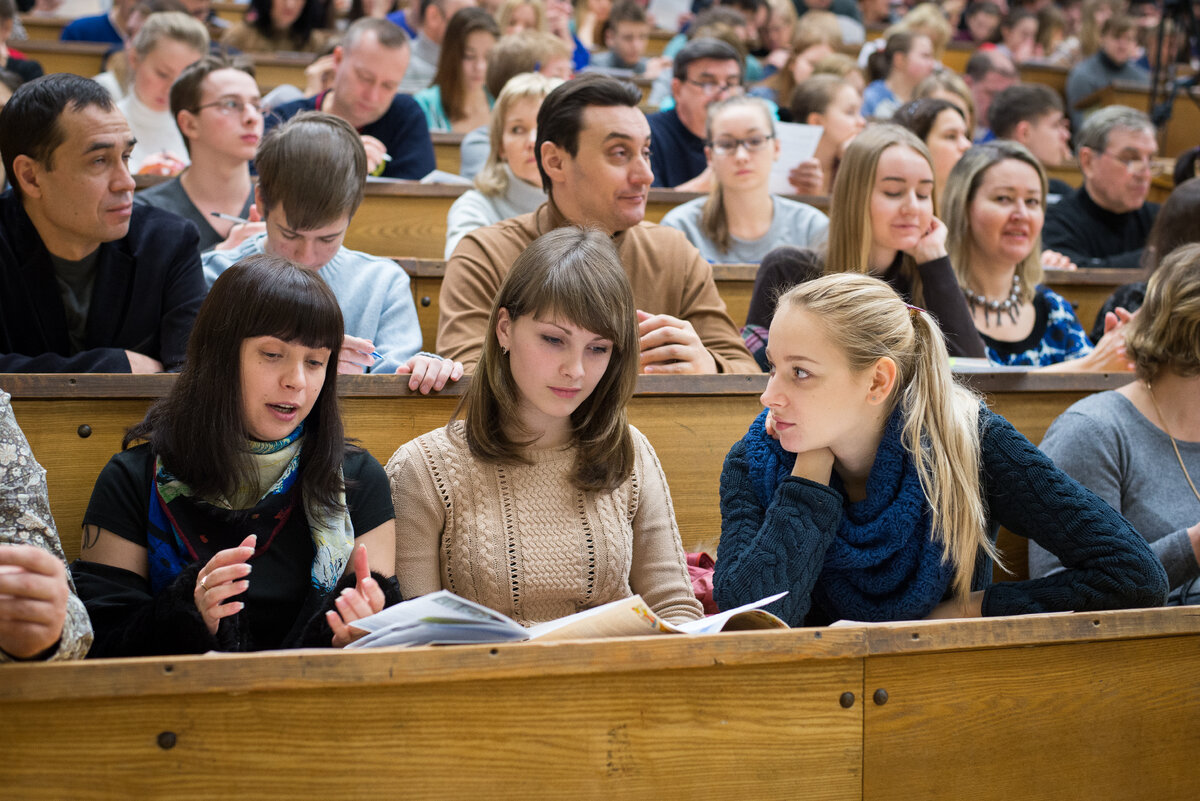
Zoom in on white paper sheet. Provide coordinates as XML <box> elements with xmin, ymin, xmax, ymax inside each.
<box><xmin>768</xmin><ymin>122</ymin><xmax>824</xmax><ymax>196</ymax></box>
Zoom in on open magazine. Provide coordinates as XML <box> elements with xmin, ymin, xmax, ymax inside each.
<box><xmin>346</xmin><ymin>590</ymin><xmax>789</xmax><ymax>649</ymax></box>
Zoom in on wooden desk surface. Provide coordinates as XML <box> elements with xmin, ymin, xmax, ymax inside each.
<box><xmin>16</xmin><ymin>13</ymin><xmax>73</xmax><ymax>41</ymax></box>
<box><xmin>1</xmin><ymin>605</ymin><xmax>1195</xmax><ymax>799</ymax></box>
<box><xmin>12</xmin><ymin>38</ymin><xmax>108</xmax><ymax>77</ymax></box>
<box><xmin>431</xmin><ymin>131</ymin><xmax>465</xmax><ymax>176</ymax></box>
<box><xmin>1076</xmin><ymin>81</ymin><xmax>1200</xmax><ymax>158</ymax></box>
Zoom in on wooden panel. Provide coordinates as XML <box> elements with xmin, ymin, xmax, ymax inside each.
<box><xmin>213</xmin><ymin>1</ymin><xmax>247</xmax><ymax>24</ymax></box>
<box><xmin>1042</xmin><ymin>267</ymin><xmax>1147</xmax><ymax>337</ymax></box>
<box><xmin>248</xmin><ymin>53</ymin><xmax>316</xmax><ymax>92</ymax></box>
<box><xmin>942</xmin><ymin>43</ymin><xmax>972</xmax><ymax>76</ymax></box>
<box><xmin>647</xmin><ymin>29</ymin><xmax>673</xmax><ymax>57</ymax></box>
<box><xmin>1077</xmin><ymin>83</ymin><xmax>1200</xmax><ymax>158</ymax></box>
<box><xmin>1018</xmin><ymin>63</ymin><xmax>1068</xmax><ymax>99</ymax></box>
<box><xmin>862</xmin><ymin>630</ymin><xmax>1200</xmax><ymax>800</ymax></box>
<box><xmin>16</xmin><ymin>14</ymin><xmax>72</xmax><ymax>41</ymax></box>
<box><xmin>0</xmin><ymin>633</ymin><xmax>864</xmax><ymax>801</ymax></box>
<box><xmin>432</xmin><ymin>131</ymin><xmax>464</xmax><ymax>175</ymax></box>
<box><xmin>13</xmin><ymin>39</ymin><xmax>107</xmax><ymax>77</ymax></box>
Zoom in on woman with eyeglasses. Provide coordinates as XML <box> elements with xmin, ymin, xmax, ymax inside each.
<box><xmin>661</xmin><ymin>96</ymin><xmax>829</xmax><ymax>264</ymax></box>
<box><xmin>134</xmin><ymin>55</ymin><xmax>264</xmax><ymax>253</ymax></box>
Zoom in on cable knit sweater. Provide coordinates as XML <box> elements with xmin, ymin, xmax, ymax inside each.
<box><xmin>714</xmin><ymin>405</ymin><xmax>1168</xmax><ymax>626</ymax></box>
<box><xmin>386</xmin><ymin>421</ymin><xmax>704</xmax><ymax>625</ymax></box>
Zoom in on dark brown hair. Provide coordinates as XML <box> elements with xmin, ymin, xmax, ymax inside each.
<box><xmin>125</xmin><ymin>255</ymin><xmax>349</xmax><ymax>513</ymax></box>
<box><xmin>170</xmin><ymin>54</ymin><xmax>257</xmax><ymax>154</ymax></box>
<box><xmin>255</xmin><ymin>111</ymin><xmax>366</xmax><ymax>229</ymax></box>
<box><xmin>535</xmin><ymin>73</ymin><xmax>641</xmax><ymax>193</ymax></box>
<box><xmin>1142</xmin><ymin>178</ymin><xmax>1200</xmax><ymax>271</ymax></box>
<box><xmin>432</xmin><ymin>6</ymin><xmax>500</xmax><ymax>123</ymax></box>
<box><xmin>458</xmin><ymin>226</ymin><xmax>639</xmax><ymax>491</ymax></box>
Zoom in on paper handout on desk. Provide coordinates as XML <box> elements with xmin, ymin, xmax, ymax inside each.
<box><xmin>347</xmin><ymin>590</ymin><xmax>789</xmax><ymax>648</ymax></box>
<box><xmin>768</xmin><ymin>122</ymin><xmax>824</xmax><ymax>196</ymax></box>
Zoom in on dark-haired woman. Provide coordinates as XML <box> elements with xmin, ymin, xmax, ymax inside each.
<box><xmin>73</xmin><ymin>256</ymin><xmax>400</xmax><ymax>657</ymax></box>
<box><xmin>221</xmin><ymin>0</ymin><xmax>334</xmax><ymax>54</ymax></box>
<box><xmin>387</xmin><ymin>227</ymin><xmax>703</xmax><ymax>626</ymax></box>
<box><xmin>414</xmin><ymin>7</ymin><xmax>498</xmax><ymax>133</ymax></box>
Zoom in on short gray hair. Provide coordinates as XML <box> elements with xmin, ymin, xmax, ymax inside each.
<box><xmin>1075</xmin><ymin>105</ymin><xmax>1154</xmax><ymax>157</ymax></box>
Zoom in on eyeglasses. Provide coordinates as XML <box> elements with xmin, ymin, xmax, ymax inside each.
<box><xmin>1097</xmin><ymin>149</ymin><xmax>1160</xmax><ymax>175</ymax></box>
<box><xmin>193</xmin><ymin>97</ymin><xmax>269</xmax><ymax>117</ymax></box>
<box><xmin>708</xmin><ymin>134</ymin><xmax>774</xmax><ymax>155</ymax></box>
<box><xmin>685</xmin><ymin>78</ymin><xmax>743</xmax><ymax>96</ymax></box>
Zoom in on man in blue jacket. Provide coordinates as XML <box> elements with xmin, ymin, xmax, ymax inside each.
<box><xmin>0</xmin><ymin>74</ymin><xmax>205</xmax><ymax>373</ymax></box>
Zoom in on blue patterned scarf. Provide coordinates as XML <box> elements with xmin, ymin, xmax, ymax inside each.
<box><xmin>146</xmin><ymin>424</ymin><xmax>353</xmax><ymax>595</ymax></box>
<box><xmin>742</xmin><ymin>407</ymin><xmax>955</xmax><ymax>621</ymax></box>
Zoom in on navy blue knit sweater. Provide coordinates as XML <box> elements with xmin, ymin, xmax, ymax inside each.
<box><xmin>713</xmin><ymin>406</ymin><xmax>1169</xmax><ymax>626</ymax></box>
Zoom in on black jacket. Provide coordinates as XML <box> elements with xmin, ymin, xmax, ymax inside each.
<box><xmin>0</xmin><ymin>190</ymin><xmax>206</xmax><ymax>372</ymax></box>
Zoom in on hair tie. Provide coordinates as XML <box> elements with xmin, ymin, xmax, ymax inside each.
<box><xmin>905</xmin><ymin>303</ymin><xmax>925</xmax><ymax>317</ymax></box>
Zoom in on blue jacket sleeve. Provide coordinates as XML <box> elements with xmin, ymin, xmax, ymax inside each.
<box><xmin>712</xmin><ymin>439</ymin><xmax>844</xmax><ymax>626</ymax></box>
<box><xmin>978</xmin><ymin>409</ymin><xmax>1168</xmax><ymax>615</ymax></box>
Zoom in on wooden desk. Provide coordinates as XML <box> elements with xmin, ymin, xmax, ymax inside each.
<box><xmin>213</xmin><ymin>0</ymin><xmax>247</xmax><ymax>24</ymax></box>
<box><xmin>1</xmin><ymin>606</ymin><xmax>1195</xmax><ymax>799</ymax></box>
<box><xmin>350</xmin><ymin>186</ymin><xmax>829</xmax><ymax>260</ymax></box>
<box><xmin>1018</xmin><ymin>63</ymin><xmax>1069</xmax><ymax>100</ymax></box>
<box><xmin>249</xmin><ymin>52</ymin><xmax>317</xmax><ymax>92</ymax></box>
<box><xmin>1044</xmin><ymin>267</ymin><xmax>1147</xmax><ymax>330</ymax></box>
<box><xmin>13</xmin><ymin>39</ymin><xmax>108</xmax><ymax>77</ymax></box>
<box><xmin>431</xmin><ymin>131</ymin><xmax>465</xmax><ymax>176</ymax></box>
<box><xmin>647</xmin><ymin>28</ymin><xmax>673</xmax><ymax>57</ymax></box>
<box><xmin>16</xmin><ymin>13</ymin><xmax>72</xmax><ymax>41</ymax></box>
<box><xmin>942</xmin><ymin>42</ymin><xmax>973</xmax><ymax>76</ymax></box>
<box><xmin>4</xmin><ymin>371</ymin><xmax>1127</xmax><ymax>576</ymax></box>
<box><xmin>1076</xmin><ymin>82</ymin><xmax>1200</xmax><ymax>158</ymax></box>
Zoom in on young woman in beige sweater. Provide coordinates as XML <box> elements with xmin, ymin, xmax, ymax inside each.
<box><xmin>386</xmin><ymin>227</ymin><xmax>703</xmax><ymax>625</ymax></box>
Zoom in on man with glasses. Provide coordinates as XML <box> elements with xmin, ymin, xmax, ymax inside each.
<box><xmin>0</xmin><ymin>74</ymin><xmax>204</xmax><ymax>373</ymax></box>
<box><xmin>1043</xmin><ymin>106</ymin><xmax>1160</xmax><ymax>270</ymax></box>
<box><xmin>647</xmin><ymin>38</ymin><xmax>744</xmax><ymax>191</ymax></box>
<box><xmin>136</xmin><ymin>55</ymin><xmax>261</xmax><ymax>252</ymax></box>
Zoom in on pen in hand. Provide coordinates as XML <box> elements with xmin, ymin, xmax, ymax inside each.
<box><xmin>211</xmin><ymin>211</ymin><xmax>251</xmax><ymax>224</ymax></box>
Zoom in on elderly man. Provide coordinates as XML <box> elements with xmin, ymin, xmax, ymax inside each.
<box><xmin>269</xmin><ymin>17</ymin><xmax>435</xmax><ymax>180</ymax></box>
<box><xmin>0</xmin><ymin>74</ymin><xmax>204</xmax><ymax>373</ymax></box>
<box><xmin>646</xmin><ymin>38</ymin><xmax>744</xmax><ymax>191</ymax></box>
<box><xmin>439</xmin><ymin>74</ymin><xmax>759</xmax><ymax>374</ymax></box>
<box><xmin>1042</xmin><ymin>106</ymin><xmax>1159</xmax><ymax>270</ymax></box>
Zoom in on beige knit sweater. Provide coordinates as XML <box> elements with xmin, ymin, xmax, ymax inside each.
<box><xmin>386</xmin><ymin>422</ymin><xmax>704</xmax><ymax>626</ymax></box>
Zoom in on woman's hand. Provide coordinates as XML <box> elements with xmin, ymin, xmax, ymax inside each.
<box><xmin>326</xmin><ymin>545</ymin><xmax>386</xmax><ymax>648</ymax></box>
<box><xmin>1042</xmin><ymin>249</ymin><xmax>1078</xmax><ymax>270</ymax></box>
<box><xmin>338</xmin><ymin>334</ymin><xmax>377</xmax><ymax>374</ymax></box>
<box><xmin>397</xmin><ymin>354</ymin><xmax>465</xmax><ymax>394</ymax></box>
<box><xmin>907</xmin><ymin>216</ymin><xmax>949</xmax><ymax>264</ymax></box>
<box><xmin>790</xmin><ymin>448</ymin><xmax>835</xmax><ymax>485</ymax></box>
<box><xmin>1078</xmin><ymin>310</ymin><xmax>1135</xmax><ymax>372</ymax></box>
<box><xmin>787</xmin><ymin>158</ymin><xmax>825</xmax><ymax>196</ymax></box>
<box><xmin>194</xmin><ymin>535</ymin><xmax>256</xmax><ymax>636</ymax></box>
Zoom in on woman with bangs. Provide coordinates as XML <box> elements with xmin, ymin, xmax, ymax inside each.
<box><xmin>941</xmin><ymin>142</ymin><xmax>1130</xmax><ymax>371</ymax></box>
<box><xmin>387</xmin><ymin>227</ymin><xmax>703</xmax><ymax>626</ymax></box>
<box><xmin>73</xmin><ymin>256</ymin><xmax>400</xmax><ymax>657</ymax></box>
<box><xmin>746</xmin><ymin>124</ymin><xmax>985</xmax><ymax>367</ymax></box>
<box><xmin>715</xmin><ymin>272</ymin><xmax>1166</xmax><ymax>626</ymax></box>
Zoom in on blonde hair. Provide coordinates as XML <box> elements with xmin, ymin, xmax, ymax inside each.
<box><xmin>475</xmin><ymin>72</ymin><xmax>562</xmax><ymax>197</ymax></box>
<box><xmin>888</xmin><ymin>2</ymin><xmax>952</xmax><ymax>57</ymax></box>
<box><xmin>132</xmin><ymin>11</ymin><xmax>209</xmax><ymax>60</ymax></box>
<box><xmin>826</xmin><ymin>124</ymin><xmax>936</xmax><ymax>305</ymax></box>
<box><xmin>942</xmin><ymin>142</ymin><xmax>1045</xmax><ymax>306</ymax></box>
<box><xmin>497</xmin><ymin>0</ymin><xmax>547</xmax><ymax>32</ymax></box>
<box><xmin>459</xmin><ymin>226</ymin><xmax>639</xmax><ymax>491</ymax></box>
<box><xmin>777</xmin><ymin>273</ymin><xmax>996</xmax><ymax>604</ymax></box>
<box><xmin>1125</xmin><ymin>243</ymin><xmax>1200</xmax><ymax>383</ymax></box>
<box><xmin>700</xmin><ymin>95</ymin><xmax>775</xmax><ymax>255</ymax></box>
<box><xmin>915</xmin><ymin>71</ymin><xmax>975</xmax><ymax>133</ymax></box>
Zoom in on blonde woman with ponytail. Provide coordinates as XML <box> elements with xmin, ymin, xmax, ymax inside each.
<box><xmin>714</xmin><ymin>273</ymin><xmax>1167</xmax><ymax>625</ymax></box>
<box><xmin>660</xmin><ymin>96</ymin><xmax>828</xmax><ymax>264</ymax></box>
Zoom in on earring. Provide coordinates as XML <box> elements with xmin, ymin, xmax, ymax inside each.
<box><xmin>501</xmin><ymin>346</ymin><xmax>509</xmax><ymax>356</ymax></box>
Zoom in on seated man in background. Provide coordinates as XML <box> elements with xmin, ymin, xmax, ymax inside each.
<box><xmin>440</xmin><ymin>74</ymin><xmax>760</xmax><ymax>374</ymax></box>
<box><xmin>1065</xmin><ymin>15</ymin><xmax>1150</xmax><ymax>133</ymax></box>
<box><xmin>135</xmin><ymin>55</ymin><xmax>260</xmax><ymax>252</ymax></box>
<box><xmin>60</xmin><ymin>0</ymin><xmax>136</xmax><ymax>44</ymax></box>
<box><xmin>647</xmin><ymin>38</ymin><xmax>744</xmax><ymax>192</ymax></box>
<box><xmin>269</xmin><ymin>18</ymin><xmax>436</xmax><ymax>180</ymax></box>
<box><xmin>963</xmin><ymin>49</ymin><xmax>1019</xmax><ymax>141</ymax></box>
<box><xmin>204</xmin><ymin>112</ymin><xmax>461</xmax><ymax>390</ymax></box>
<box><xmin>0</xmin><ymin>388</ymin><xmax>92</xmax><ymax>662</ymax></box>
<box><xmin>1043</xmin><ymin>105</ymin><xmax>1159</xmax><ymax>270</ymax></box>
<box><xmin>0</xmin><ymin>74</ymin><xmax>205</xmax><ymax>373</ymax></box>
<box><xmin>587</xmin><ymin>1</ymin><xmax>666</xmax><ymax>79</ymax></box>
<box><xmin>988</xmin><ymin>83</ymin><xmax>1074</xmax><ymax>199</ymax></box>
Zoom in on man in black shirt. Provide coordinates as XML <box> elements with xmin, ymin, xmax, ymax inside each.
<box><xmin>0</xmin><ymin>74</ymin><xmax>204</xmax><ymax>372</ymax></box>
<box><xmin>1042</xmin><ymin>105</ymin><xmax>1159</xmax><ymax>270</ymax></box>
<box><xmin>647</xmin><ymin>38</ymin><xmax>742</xmax><ymax>191</ymax></box>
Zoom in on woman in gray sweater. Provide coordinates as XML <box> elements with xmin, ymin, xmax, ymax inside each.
<box><xmin>1031</xmin><ymin>243</ymin><xmax>1200</xmax><ymax>604</ymax></box>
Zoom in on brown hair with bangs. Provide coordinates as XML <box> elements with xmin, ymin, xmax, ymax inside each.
<box><xmin>457</xmin><ymin>226</ymin><xmax>639</xmax><ymax>491</ymax></box>
<box><xmin>125</xmin><ymin>255</ymin><xmax>349</xmax><ymax>515</ymax></box>
<box><xmin>255</xmin><ymin>111</ymin><xmax>367</xmax><ymax>230</ymax></box>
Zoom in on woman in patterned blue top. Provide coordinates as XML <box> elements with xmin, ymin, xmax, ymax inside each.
<box><xmin>941</xmin><ymin>142</ymin><xmax>1134</xmax><ymax>371</ymax></box>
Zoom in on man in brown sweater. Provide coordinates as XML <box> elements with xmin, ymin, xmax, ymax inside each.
<box><xmin>437</xmin><ymin>74</ymin><xmax>760</xmax><ymax>374</ymax></box>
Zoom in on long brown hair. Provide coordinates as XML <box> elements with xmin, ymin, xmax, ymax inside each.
<box><xmin>458</xmin><ymin>227</ymin><xmax>639</xmax><ymax>491</ymax></box>
<box><xmin>126</xmin><ymin>256</ymin><xmax>348</xmax><ymax>515</ymax></box>
<box><xmin>432</xmin><ymin>6</ymin><xmax>500</xmax><ymax>123</ymax></box>
<box><xmin>700</xmin><ymin>95</ymin><xmax>775</xmax><ymax>255</ymax></box>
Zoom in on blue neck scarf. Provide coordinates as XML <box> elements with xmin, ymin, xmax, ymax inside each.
<box><xmin>742</xmin><ymin>407</ymin><xmax>955</xmax><ymax>621</ymax></box>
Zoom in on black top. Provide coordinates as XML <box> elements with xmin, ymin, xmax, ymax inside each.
<box><xmin>0</xmin><ymin>190</ymin><xmax>205</xmax><ymax>372</ymax></box>
<box><xmin>3</xmin><ymin>55</ymin><xmax>43</xmax><ymax>83</ymax></box>
<box><xmin>1042</xmin><ymin>185</ymin><xmax>1159</xmax><ymax>269</ymax></box>
<box><xmin>268</xmin><ymin>92</ymin><xmax>437</xmax><ymax>181</ymax></box>
<box><xmin>79</xmin><ymin>445</ymin><xmax>394</xmax><ymax>653</ymax></box>
<box><xmin>746</xmin><ymin>248</ymin><xmax>987</xmax><ymax>358</ymax></box>
<box><xmin>647</xmin><ymin>108</ymin><xmax>708</xmax><ymax>189</ymax></box>
<box><xmin>134</xmin><ymin>177</ymin><xmax>255</xmax><ymax>253</ymax></box>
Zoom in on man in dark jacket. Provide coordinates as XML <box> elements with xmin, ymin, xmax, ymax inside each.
<box><xmin>0</xmin><ymin>74</ymin><xmax>205</xmax><ymax>373</ymax></box>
